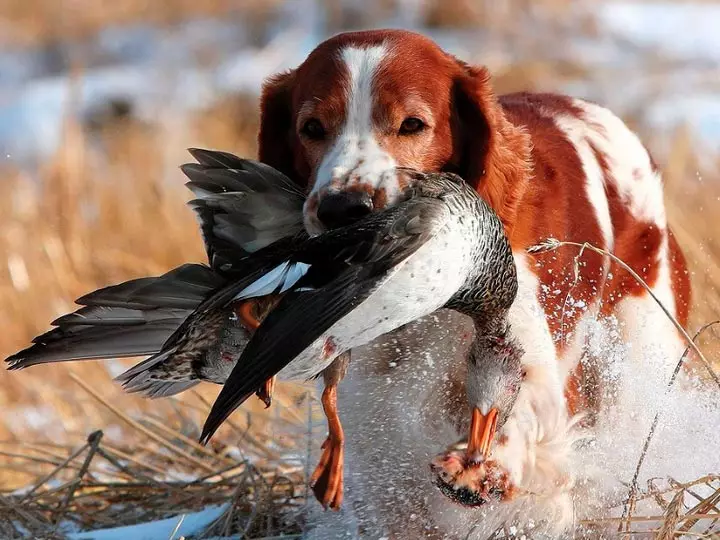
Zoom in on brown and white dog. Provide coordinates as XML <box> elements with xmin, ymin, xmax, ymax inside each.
<box><xmin>255</xmin><ymin>30</ymin><xmax>690</xmax><ymax>537</ymax></box>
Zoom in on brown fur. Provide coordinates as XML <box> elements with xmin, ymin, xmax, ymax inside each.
<box><xmin>255</xmin><ymin>29</ymin><xmax>691</xmax><ymax>420</ymax></box>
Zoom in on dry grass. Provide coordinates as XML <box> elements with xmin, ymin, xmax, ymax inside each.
<box><xmin>0</xmin><ymin>0</ymin><xmax>283</xmax><ymax>48</ymax></box>
<box><xmin>0</xmin><ymin>423</ymin><xmax>307</xmax><ymax>539</ymax></box>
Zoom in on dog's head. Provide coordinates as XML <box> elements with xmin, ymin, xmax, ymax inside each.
<box><xmin>257</xmin><ymin>29</ymin><xmax>530</xmax><ymax>234</ymax></box>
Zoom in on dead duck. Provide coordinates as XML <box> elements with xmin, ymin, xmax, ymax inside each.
<box><xmin>181</xmin><ymin>166</ymin><xmax>521</xmax><ymax>509</ymax></box>
<box><xmin>6</xmin><ymin>150</ymin><xmax>522</xmax><ymax>510</ymax></box>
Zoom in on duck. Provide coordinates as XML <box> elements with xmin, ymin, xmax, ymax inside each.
<box><xmin>6</xmin><ymin>150</ymin><xmax>522</xmax><ymax>510</ymax></box>
<box><xmin>180</xmin><ymin>165</ymin><xmax>522</xmax><ymax>510</ymax></box>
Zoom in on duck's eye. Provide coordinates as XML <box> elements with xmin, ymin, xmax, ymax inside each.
<box><xmin>301</xmin><ymin>119</ymin><xmax>325</xmax><ymax>140</ymax></box>
<box><xmin>399</xmin><ymin>117</ymin><xmax>425</xmax><ymax>135</ymax></box>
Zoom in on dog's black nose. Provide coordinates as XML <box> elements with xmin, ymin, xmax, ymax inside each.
<box><xmin>317</xmin><ymin>191</ymin><xmax>373</xmax><ymax>229</ymax></box>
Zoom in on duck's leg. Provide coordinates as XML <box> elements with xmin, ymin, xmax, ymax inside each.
<box><xmin>233</xmin><ymin>298</ymin><xmax>279</xmax><ymax>408</ymax></box>
<box><xmin>310</xmin><ymin>351</ymin><xmax>350</xmax><ymax>510</ymax></box>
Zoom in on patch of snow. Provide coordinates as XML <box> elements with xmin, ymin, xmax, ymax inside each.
<box><xmin>647</xmin><ymin>93</ymin><xmax>720</xmax><ymax>144</ymax></box>
<box><xmin>600</xmin><ymin>2</ymin><xmax>720</xmax><ymax>63</ymax></box>
<box><xmin>65</xmin><ymin>503</ymin><xmax>228</xmax><ymax>540</ymax></box>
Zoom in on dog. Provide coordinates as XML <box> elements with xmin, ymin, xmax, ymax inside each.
<box><xmin>254</xmin><ymin>29</ymin><xmax>691</xmax><ymax>538</ymax></box>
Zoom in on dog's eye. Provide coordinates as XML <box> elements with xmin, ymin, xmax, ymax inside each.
<box><xmin>301</xmin><ymin>119</ymin><xmax>325</xmax><ymax>140</ymax></box>
<box><xmin>399</xmin><ymin>117</ymin><xmax>425</xmax><ymax>135</ymax></box>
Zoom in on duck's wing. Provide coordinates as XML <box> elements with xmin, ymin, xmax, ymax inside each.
<box><xmin>5</xmin><ymin>263</ymin><xmax>224</xmax><ymax>371</ymax></box>
<box><xmin>182</xmin><ymin>149</ymin><xmax>306</xmax><ymax>274</ymax></box>
<box><xmin>199</xmin><ymin>197</ymin><xmax>452</xmax><ymax>444</ymax></box>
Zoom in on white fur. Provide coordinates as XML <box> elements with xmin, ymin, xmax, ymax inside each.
<box><xmin>485</xmin><ymin>254</ymin><xmax>581</xmax><ymax>533</ymax></box>
<box><xmin>573</xmin><ymin>99</ymin><xmax>667</xmax><ymax>228</ymax></box>
<box><xmin>549</xmin><ymin>108</ymin><xmax>615</xmax><ymax>255</ymax></box>
<box><xmin>307</xmin><ymin>45</ymin><xmax>400</xmax><ymax>234</ymax></box>
<box><xmin>614</xmin><ymin>234</ymin><xmax>684</xmax><ymax>393</ymax></box>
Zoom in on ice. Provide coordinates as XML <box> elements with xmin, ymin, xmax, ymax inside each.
<box><xmin>65</xmin><ymin>503</ymin><xmax>228</xmax><ymax>540</ymax></box>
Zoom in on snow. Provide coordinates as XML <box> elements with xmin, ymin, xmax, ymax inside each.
<box><xmin>65</xmin><ymin>503</ymin><xmax>228</xmax><ymax>540</ymax></box>
<box><xmin>599</xmin><ymin>2</ymin><xmax>720</xmax><ymax>62</ymax></box>
<box><xmin>573</xmin><ymin>316</ymin><xmax>720</xmax><ymax>534</ymax></box>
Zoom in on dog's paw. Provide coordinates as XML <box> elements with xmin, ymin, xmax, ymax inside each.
<box><xmin>430</xmin><ymin>449</ymin><xmax>516</xmax><ymax>507</ymax></box>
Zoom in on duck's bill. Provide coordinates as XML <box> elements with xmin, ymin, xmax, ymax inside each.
<box><xmin>467</xmin><ymin>407</ymin><xmax>499</xmax><ymax>462</ymax></box>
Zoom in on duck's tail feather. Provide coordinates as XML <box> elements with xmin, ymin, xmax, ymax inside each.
<box><xmin>6</xmin><ymin>320</ymin><xmax>184</xmax><ymax>369</ymax></box>
<box><xmin>5</xmin><ymin>264</ymin><xmax>225</xmax><ymax>371</ymax></box>
<box><xmin>113</xmin><ymin>348</ymin><xmax>201</xmax><ymax>399</ymax></box>
<box><xmin>124</xmin><ymin>379</ymin><xmax>200</xmax><ymax>399</ymax></box>
<box><xmin>181</xmin><ymin>149</ymin><xmax>306</xmax><ymax>273</ymax></box>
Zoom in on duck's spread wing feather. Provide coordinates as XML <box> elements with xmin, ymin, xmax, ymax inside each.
<box><xmin>181</xmin><ymin>149</ymin><xmax>306</xmax><ymax>273</ymax></box>
<box><xmin>5</xmin><ymin>263</ymin><xmax>223</xmax><ymax>369</ymax></box>
<box><xmin>199</xmin><ymin>197</ymin><xmax>451</xmax><ymax>444</ymax></box>
<box><xmin>199</xmin><ymin>267</ymin><xmax>369</xmax><ymax>444</ymax></box>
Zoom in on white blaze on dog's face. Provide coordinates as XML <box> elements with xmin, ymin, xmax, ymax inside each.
<box><xmin>257</xmin><ymin>30</ymin><xmax>476</xmax><ymax>234</ymax></box>
<box><xmin>305</xmin><ymin>45</ymin><xmax>397</xmax><ymax>235</ymax></box>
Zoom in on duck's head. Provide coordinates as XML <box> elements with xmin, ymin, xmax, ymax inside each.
<box><xmin>430</xmin><ymin>326</ymin><xmax>525</xmax><ymax>507</ymax></box>
<box><xmin>464</xmin><ymin>331</ymin><xmax>525</xmax><ymax>463</ymax></box>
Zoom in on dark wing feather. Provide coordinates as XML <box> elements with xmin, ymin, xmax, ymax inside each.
<box><xmin>5</xmin><ymin>264</ymin><xmax>224</xmax><ymax>369</ymax></box>
<box><xmin>6</xmin><ymin>318</ymin><xmax>183</xmax><ymax>367</ymax></box>
<box><xmin>187</xmin><ymin>148</ymin><xmax>304</xmax><ymax>197</ymax></box>
<box><xmin>181</xmin><ymin>149</ymin><xmax>305</xmax><ymax>273</ymax></box>
<box><xmin>199</xmin><ymin>198</ymin><xmax>451</xmax><ymax>444</ymax></box>
<box><xmin>77</xmin><ymin>264</ymin><xmax>224</xmax><ymax>309</ymax></box>
<box><xmin>51</xmin><ymin>305</ymin><xmax>189</xmax><ymax>327</ymax></box>
<box><xmin>199</xmin><ymin>267</ymin><xmax>371</xmax><ymax>444</ymax></box>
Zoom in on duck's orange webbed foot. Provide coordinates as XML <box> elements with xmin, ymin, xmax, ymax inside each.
<box><xmin>309</xmin><ymin>383</ymin><xmax>344</xmax><ymax>510</ymax></box>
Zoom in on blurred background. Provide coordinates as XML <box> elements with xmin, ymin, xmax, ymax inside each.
<box><xmin>1</xmin><ymin>0</ymin><xmax>719</xmax><ymax>496</ymax></box>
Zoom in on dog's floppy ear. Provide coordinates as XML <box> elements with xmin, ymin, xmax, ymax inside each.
<box><xmin>257</xmin><ymin>69</ymin><xmax>310</xmax><ymax>189</ymax></box>
<box><xmin>452</xmin><ymin>64</ymin><xmax>531</xmax><ymax>231</ymax></box>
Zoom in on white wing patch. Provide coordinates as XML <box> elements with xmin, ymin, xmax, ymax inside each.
<box><xmin>233</xmin><ymin>261</ymin><xmax>311</xmax><ymax>300</ymax></box>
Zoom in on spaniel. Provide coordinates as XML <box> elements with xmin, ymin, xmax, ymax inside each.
<box><xmin>255</xmin><ymin>29</ymin><xmax>690</xmax><ymax>538</ymax></box>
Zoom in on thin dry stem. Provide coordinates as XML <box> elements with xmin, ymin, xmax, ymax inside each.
<box><xmin>528</xmin><ymin>239</ymin><xmax>720</xmax><ymax>388</ymax></box>
<box><xmin>69</xmin><ymin>372</ymin><xmax>218</xmax><ymax>473</ymax></box>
